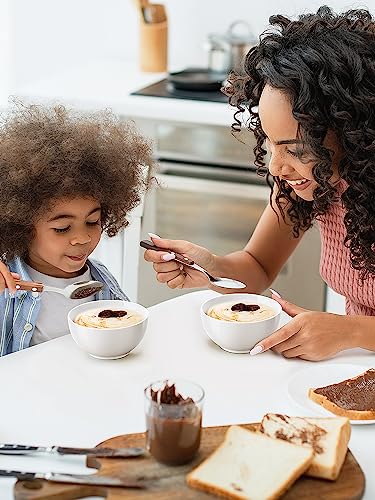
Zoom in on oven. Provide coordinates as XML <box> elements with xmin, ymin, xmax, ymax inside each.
<box><xmin>136</xmin><ymin>119</ymin><xmax>325</xmax><ymax>310</ymax></box>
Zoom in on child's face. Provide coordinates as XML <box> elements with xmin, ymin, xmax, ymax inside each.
<box><xmin>27</xmin><ymin>197</ymin><xmax>102</xmax><ymax>278</ymax></box>
<box><xmin>258</xmin><ymin>84</ymin><xmax>341</xmax><ymax>201</ymax></box>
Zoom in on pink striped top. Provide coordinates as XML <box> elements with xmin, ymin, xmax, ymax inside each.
<box><xmin>318</xmin><ymin>197</ymin><xmax>375</xmax><ymax>316</ymax></box>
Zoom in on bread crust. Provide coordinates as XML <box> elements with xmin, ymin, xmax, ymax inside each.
<box><xmin>186</xmin><ymin>426</ymin><xmax>313</xmax><ymax>500</ymax></box>
<box><xmin>260</xmin><ymin>414</ymin><xmax>351</xmax><ymax>481</ymax></box>
<box><xmin>304</xmin><ymin>418</ymin><xmax>351</xmax><ymax>480</ymax></box>
<box><xmin>309</xmin><ymin>388</ymin><xmax>375</xmax><ymax>420</ymax></box>
<box><xmin>187</xmin><ymin>458</ymin><xmax>312</xmax><ymax>500</ymax></box>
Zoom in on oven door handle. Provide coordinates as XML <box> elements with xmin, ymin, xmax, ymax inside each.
<box><xmin>157</xmin><ymin>172</ymin><xmax>270</xmax><ymax>201</ymax></box>
<box><xmin>157</xmin><ymin>160</ymin><xmax>271</xmax><ymax>201</ymax></box>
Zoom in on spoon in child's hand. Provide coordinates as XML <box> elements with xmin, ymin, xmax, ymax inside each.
<box><xmin>140</xmin><ymin>240</ymin><xmax>246</xmax><ymax>289</ymax></box>
<box><xmin>13</xmin><ymin>279</ymin><xmax>104</xmax><ymax>299</ymax></box>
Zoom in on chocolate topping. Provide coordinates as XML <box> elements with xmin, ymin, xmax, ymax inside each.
<box><xmin>231</xmin><ymin>303</ymin><xmax>260</xmax><ymax>312</ymax></box>
<box><xmin>98</xmin><ymin>309</ymin><xmax>128</xmax><ymax>318</ymax></box>
<box><xmin>313</xmin><ymin>368</ymin><xmax>375</xmax><ymax>411</ymax></box>
<box><xmin>150</xmin><ymin>383</ymin><xmax>194</xmax><ymax>405</ymax></box>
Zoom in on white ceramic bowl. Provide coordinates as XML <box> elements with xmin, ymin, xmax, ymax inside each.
<box><xmin>200</xmin><ymin>293</ymin><xmax>281</xmax><ymax>353</ymax></box>
<box><xmin>68</xmin><ymin>300</ymin><xmax>148</xmax><ymax>359</ymax></box>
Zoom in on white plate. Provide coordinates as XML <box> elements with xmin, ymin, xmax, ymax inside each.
<box><xmin>287</xmin><ymin>363</ymin><xmax>375</xmax><ymax>425</ymax></box>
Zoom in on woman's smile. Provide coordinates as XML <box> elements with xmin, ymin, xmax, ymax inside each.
<box><xmin>284</xmin><ymin>178</ymin><xmax>313</xmax><ymax>191</ymax></box>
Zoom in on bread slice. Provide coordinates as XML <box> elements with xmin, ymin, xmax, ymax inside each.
<box><xmin>261</xmin><ymin>414</ymin><xmax>351</xmax><ymax>480</ymax></box>
<box><xmin>186</xmin><ymin>425</ymin><xmax>313</xmax><ymax>500</ymax></box>
<box><xmin>308</xmin><ymin>368</ymin><xmax>375</xmax><ymax>420</ymax></box>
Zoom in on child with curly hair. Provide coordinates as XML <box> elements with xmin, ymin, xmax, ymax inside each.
<box><xmin>0</xmin><ymin>102</ymin><xmax>154</xmax><ymax>356</ymax></box>
<box><xmin>143</xmin><ymin>6</ymin><xmax>375</xmax><ymax>361</ymax></box>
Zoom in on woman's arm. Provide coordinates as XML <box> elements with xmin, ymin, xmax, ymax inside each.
<box><xmin>144</xmin><ymin>193</ymin><xmax>304</xmax><ymax>291</ymax></box>
<box><xmin>211</xmin><ymin>201</ymin><xmax>303</xmax><ymax>293</ymax></box>
<box><xmin>250</xmin><ymin>294</ymin><xmax>375</xmax><ymax>360</ymax></box>
<box><xmin>349</xmin><ymin>315</ymin><xmax>375</xmax><ymax>352</ymax></box>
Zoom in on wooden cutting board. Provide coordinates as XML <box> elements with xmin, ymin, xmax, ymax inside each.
<box><xmin>14</xmin><ymin>423</ymin><xmax>365</xmax><ymax>500</ymax></box>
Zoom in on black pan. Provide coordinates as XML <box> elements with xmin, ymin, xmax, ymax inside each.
<box><xmin>167</xmin><ymin>68</ymin><xmax>227</xmax><ymax>92</ymax></box>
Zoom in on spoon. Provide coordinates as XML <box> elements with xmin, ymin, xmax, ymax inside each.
<box><xmin>140</xmin><ymin>240</ymin><xmax>246</xmax><ymax>289</ymax></box>
<box><xmin>13</xmin><ymin>279</ymin><xmax>104</xmax><ymax>299</ymax></box>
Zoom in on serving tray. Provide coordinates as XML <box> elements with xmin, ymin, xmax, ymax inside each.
<box><xmin>14</xmin><ymin>423</ymin><xmax>365</xmax><ymax>499</ymax></box>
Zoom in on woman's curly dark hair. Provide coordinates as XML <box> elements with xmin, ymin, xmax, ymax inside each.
<box><xmin>0</xmin><ymin>101</ymin><xmax>155</xmax><ymax>261</ymax></box>
<box><xmin>224</xmin><ymin>6</ymin><xmax>375</xmax><ymax>279</ymax></box>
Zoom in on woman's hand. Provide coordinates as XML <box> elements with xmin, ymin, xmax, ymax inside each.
<box><xmin>0</xmin><ymin>262</ymin><xmax>19</xmax><ymax>294</ymax></box>
<box><xmin>250</xmin><ymin>293</ymin><xmax>353</xmax><ymax>361</ymax></box>
<box><xmin>143</xmin><ymin>235</ymin><xmax>217</xmax><ymax>289</ymax></box>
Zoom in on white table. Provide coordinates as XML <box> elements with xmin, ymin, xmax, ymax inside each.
<box><xmin>0</xmin><ymin>290</ymin><xmax>373</xmax><ymax>499</ymax></box>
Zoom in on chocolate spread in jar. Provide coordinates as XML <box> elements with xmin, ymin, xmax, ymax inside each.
<box><xmin>146</xmin><ymin>382</ymin><xmax>202</xmax><ymax>465</ymax></box>
<box><xmin>313</xmin><ymin>368</ymin><xmax>375</xmax><ymax>411</ymax></box>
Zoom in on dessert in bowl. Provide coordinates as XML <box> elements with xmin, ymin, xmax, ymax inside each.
<box><xmin>200</xmin><ymin>293</ymin><xmax>281</xmax><ymax>353</ymax></box>
<box><xmin>68</xmin><ymin>300</ymin><xmax>148</xmax><ymax>359</ymax></box>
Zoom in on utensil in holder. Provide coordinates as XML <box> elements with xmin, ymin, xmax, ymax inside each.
<box><xmin>140</xmin><ymin>17</ymin><xmax>168</xmax><ymax>72</ymax></box>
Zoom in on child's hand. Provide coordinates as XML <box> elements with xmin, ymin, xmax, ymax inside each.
<box><xmin>250</xmin><ymin>294</ymin><xmax>353</xmax><ymax>361</ymax></box>
<box><xmin>0</xmin><ymin>262</ymin><xmax>20</xmax><ymax>294</ymax></box>
<box><xmin>143</xmin><ymin>235</ymin><xmax>216</xmax><ymax>289</ymax></box>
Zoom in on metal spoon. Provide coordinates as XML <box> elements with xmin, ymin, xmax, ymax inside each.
<box><xmin>14</xmin><ymin>279</ymin><xmax>104</xmax><ymax>299</ymax></box>
<box><xmin>140</xmin><ymin>240</ymin><xmax>246</xmax><ymax>289</ymax></box>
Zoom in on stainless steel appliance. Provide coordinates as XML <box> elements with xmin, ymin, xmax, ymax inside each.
<box><xmin>136</xmin><ymin>118</ymin><xmax>325</xmax><ymax>310</ymax></box>
<box><xmin>207</xmin><ymin>21</ymin><xmax>256</xmax><ymax>74</ymax></box>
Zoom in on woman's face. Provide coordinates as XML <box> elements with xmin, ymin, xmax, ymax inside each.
<box><xmin>27</xmin><ymin>197</ymin><xmax>102</xmax><ymax>278</ymax></box>
<box><xmin>258</xmin><ymin>84</ymin><xmax>341</xmax><ymax>201</ymax></box>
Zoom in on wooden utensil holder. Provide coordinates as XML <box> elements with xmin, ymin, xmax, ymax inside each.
<box><xmin>140</xmin><ymin>20</ymin><xmax>168</xmax><ymax>72</ymax></box>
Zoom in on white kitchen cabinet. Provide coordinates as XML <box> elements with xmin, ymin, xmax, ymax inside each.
<box><xmin>325</xmin><ymin>287</ymin><xmax>346</xmax><ymax>314</ymax></box>
<box><xmin>91</xmin><ymin>202</ymin><xmax>144</xmax><ymax>301</ymax></box>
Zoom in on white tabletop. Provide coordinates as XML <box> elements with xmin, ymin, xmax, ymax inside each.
<box><xmin>0</xmin><ymin>290</ymin><xmax>373</xmax><ymax>499</ymax></box>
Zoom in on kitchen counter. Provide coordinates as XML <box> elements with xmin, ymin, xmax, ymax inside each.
<box><xmin>13</xmin><ymin>59</ymin><xmax>236</xmax><ymax>126</ymax></box>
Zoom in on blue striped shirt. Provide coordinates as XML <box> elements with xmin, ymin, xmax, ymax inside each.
<box><xmin>0</xmin><ymin>257</ymin><xmax>129</xmax><ymax>356</ymax></box>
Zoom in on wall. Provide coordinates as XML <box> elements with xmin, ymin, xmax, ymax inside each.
<box><xmin>10</xmin><ymin>0</ymin><xmax>372</xmax><ymax>86</ymax></box>
<box><xmin>0</xmin><ymin>0</ymin><xmax>11</xmax><ymax>97</ymax></box>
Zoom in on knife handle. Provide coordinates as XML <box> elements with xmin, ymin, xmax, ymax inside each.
<box><xmin>0</xmin><ymin>444</ymin><xmax>39</xmax><ymax>454</ymax></box>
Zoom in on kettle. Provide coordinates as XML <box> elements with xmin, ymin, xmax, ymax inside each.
<box><xmin>206</xmin><ymin>21</ymin><xmax>256</xmax><ymax>75</ymax></box>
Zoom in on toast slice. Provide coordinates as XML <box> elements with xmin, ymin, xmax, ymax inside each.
<box><xmin>186</xmin><ymin>425</ymin><xmax>313</xmax><ymax>500</ymax></box>
<box><xmin>309</xmin><ymin>368</ymin><xmax>375</xmax><ymax>420</ymax></box>
<box><xmin>261</xmin><ymin>414</ymin><xmax>351</xmax><ymax>480</ymax></box>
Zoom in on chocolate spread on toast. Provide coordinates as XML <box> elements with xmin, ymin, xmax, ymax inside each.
<box><xmin>313</xmin><ymin>368</ymin><xmax>375</xmax><ymax>411</ymax></box>
<box><xmin>261</xmin><ymin>413</ymin><xmax>326</xmax><ymax>454</ymax></box>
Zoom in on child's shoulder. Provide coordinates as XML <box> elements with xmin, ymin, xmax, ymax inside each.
<box><xmin>87</xmin><ymin>259</ymin><xmax>128</xmax><ymax>301</ymax></box>
<box><xmin>6</xmin><ymin>256</ymin><xmax>25</xmax><ymax>274</ymax></box>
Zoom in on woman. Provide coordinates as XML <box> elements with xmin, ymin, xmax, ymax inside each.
<box><xmin>143</xmin><ymin>6</ymin><xmax>375</xmax><ymax>361</ymax></box>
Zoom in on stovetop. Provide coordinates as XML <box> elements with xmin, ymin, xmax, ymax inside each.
<box><xmin>130</xmin><ymin>79</ymin><xmax>228</xmax><ymax>103</ymax></box>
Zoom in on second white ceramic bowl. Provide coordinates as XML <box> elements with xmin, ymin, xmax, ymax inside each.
<box><xmin>200</xmin><ymin>293</ymin><xmax>281</xmax><ymax>353</ymax></box>
<box><xmin>68</xmin><ymin>300</ymin><xmax>148</xmax><ymax>359</ymax></box>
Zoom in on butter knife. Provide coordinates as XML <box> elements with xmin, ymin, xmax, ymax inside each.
<box><xmin>0</xmin><ymin>444</ymin><xmax>145</xmax><ymax>458</ymax></box>
<box><xmin>0</xmin><ymin>469</ymin><xmax>145</xmax><ymax>488</ymax></box>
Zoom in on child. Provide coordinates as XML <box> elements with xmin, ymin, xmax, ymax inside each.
<box><xmin>0</xmin><ymin>102</ymin><xmax>154</xmax><ymax>355</ymax></box>
<box><xmin>143</xmin><ymin>7</ymin><xmax>375</xmax><ymax>361</ymax></box>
